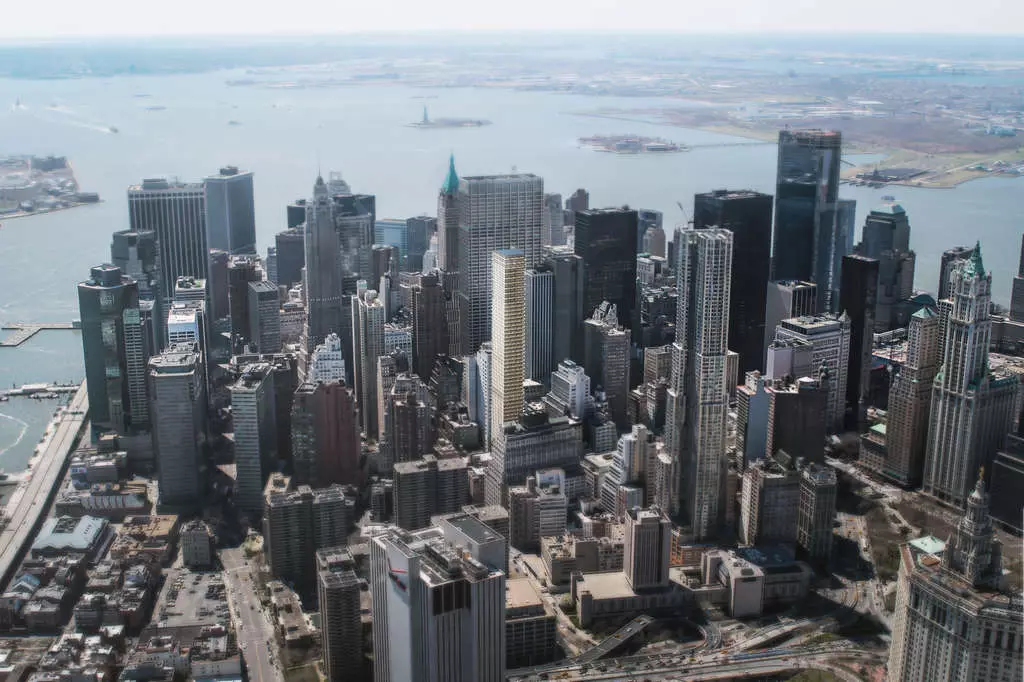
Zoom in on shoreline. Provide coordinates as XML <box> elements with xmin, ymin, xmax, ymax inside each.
<box><xmin>1</xmin><ymin>199</ymin><xmax>103</xmax><ymax>222</ymax></box>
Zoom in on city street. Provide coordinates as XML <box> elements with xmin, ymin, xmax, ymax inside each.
<box><xmin>221</xmin><ymin>547</ymin><xmax>283</xmax><ymax>682</ymax></box>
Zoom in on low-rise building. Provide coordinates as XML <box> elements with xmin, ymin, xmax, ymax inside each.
<box><xmin>540</xmin><ymin>534</ymin><xmax>624</xmax><ymax>588</ymax></box>
<box><xmin>698</xmin><ymin>546</ymin><xmax>813</xmax><ymax>618</ymax></box>
<box><xmin>109</xmin><ymin>516</ymin><xmax>180</xmax><ymax>565</ymax></box>
<box><xmin>506</xmin><ymin>578</ymin><xmax>559</xmax><ymax>669</ymax></box>
<box><xmin>180</xmin><ymin>520</ymin><xmax>215</xmax><ymax>569</ymax></box>
<box><xmin>32</xmin><ymin>516</ymin><xmax>113</xmax><ymax>561</ymax></box>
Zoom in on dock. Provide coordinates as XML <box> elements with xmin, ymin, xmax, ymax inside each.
<box><xmin>0</xmin><ymin>382</ymin><xmax>88</xmax><ymax>591</ymax></box>
<box><xmin>0</xmin><ymin>322</ymin><xmax>79</xmax><ymax>347</ymax></box>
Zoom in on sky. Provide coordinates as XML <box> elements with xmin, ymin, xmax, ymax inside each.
<box><xmin>1</xmin><ymin>0</ymin><xmax>1023</xmax><ymax>39</ymax></box>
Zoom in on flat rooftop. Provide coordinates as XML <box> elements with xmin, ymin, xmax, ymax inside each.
<box><xmin>506</xmin><ymin>577</ymin><xmax>544</xmax><ymax>610</ymax></box>
<box><xmin>445</xmin><ymin>514</ymin><xmax>503</xmax><ymax>545</ymax></box>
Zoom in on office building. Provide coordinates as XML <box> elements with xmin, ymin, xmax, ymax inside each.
<box><xmin>771</xmin><ymin>374</ymin><xmax>829</xmax><ymax>464</ymax></box>
<box><xmin>263</xmin><ymin>474</ymin><xmax>355</xmax><ymax>595</ymax></box>
<box><xmin>939</xmin><ymin>245</ymin><xmax>975</xmax><ymax>300</ymax></box>
<box><xmin>352</xmin><ymin>289</ymin><xmax>386</xmax><ymax>439</ymax></box>
<box><xmin>266</xmin><ymin>245</ymin><xmax>277</xmax><ymax>287</ymax></box>
<box><xmin>376</xmin><ymin>351</ymin><xmax>408</xmax><ymax>446</ymax></box>
<box><xmin>543</xmin><ymin>193</ymin><xmax>564</xmax><ymax>246</ymax></box>
<box><xmin>924</xmin><ymin>246</ymin><xmax>1020</xmax><ymax>508</ymax></box>
<box><xmin>486</xmin><ymin>411</ymin><xmax>583</xmax><ymax>506</ymax></box>
<box><xmin>490</xmin><ymin>250</ymin><xmax>527</xmax><ymax>445</ymax></box>
<box><xmin>524</xmin><ymin>268</ymin><xmax>554</xmax><ymax>384</ymax></box>
<box><xmin>763</xmin><ymin>280</ymin><xmax>817</xmax><ymax>363</ymax></box>
<box><xmin>694</xmin><ymin>189</ymin><xmax>773</xmax><ymax>375</ymax></box>
<box><xmin>542</xmin><ymin>359</ymin><xmax>593</xmax><ymax>420</ymax></box>
<box><xmin>406</xmin><ymin>215</ymin><xmax>435</xmax><ymax>272</ymax></box>
<box><xmin>274</xmin><ymin>227</ymin><xmax>305</xmax><ymax>289</ymax></box>
<box><xmin>393</xmin><ymin>455</ymin><xmax>470</xmax><ymax>531</ymax></box>
<box><xmin>149</xmin><ymin>344</ymin><xmax>206</xmax><ymax>509</ymax></box>
<box><xmin>248</xmin><ymin>281</ymin><xmax>281</xmax><ymax>353</ymax></box>
<box><xmin>796</xmin><ymin>463</ymin><xmax>836</xmax><ymax>565</ymax></box>
<box><xmin>208</xmin><ymin>249</ymin><xmax>230</xmax><ymax>320</ymax></box>
<box><xmin>574</xmin><ymin>207</ymin><xmax>638</xmax><ymax>337</ymax></box>
<box><xmin>291</xmin><ymin>380</ymin><xmax>361</xmax><ymax>487</ymax></box>
<box><xmin>886</xmin><ymin>478</ymin><xmax>1020</xmax><ymax>682</ymax></box>
<box><xmin>230</xmin><ymin>363</ymin><xmax>277</xmax><ymax>516</ymax></box>
<box><xmin>772</xmin><ymin>130</ymin><xmax>844</xmax><ymax>308</ymax></box>
<box><xmin>840</xmin><ymin>254</ymin><xmax>879</xmax><ymax>425</ymax></box>
<box><xmin>381</xmin><ymin>373</ymin><xmax>435</xmax><ymax>470</ymax></box>
<box><xmin>228</xmin><ymin>255</ymin><xmax>262</xmax><ymax>343</ymax></box>
<box><xmin>877</xmin><ymin>307</ymin><xmax>940</xmax><ymax>486</ymax></box>
<box><xmin>128</xmin><ymin>178</ymin><xmax>207</xmax><ymax>309</ymax></box>
<box><xmin>623</xmin><ymin>507</ymin><xmax>671</xmax><ymax>591</ymax></box>
<box><xmin>317</xmin><ymin>548</ymin><xmax>366</xmax><ymax>682</ymax></box>
<box><xmin>582</xmin><ymin>302</ymin><xmax>631</xmax><ymax>429</ymax></box>
<box><xmin>110</xmin><ymin>229</ymin><xmax>159</xmax><ymax>303</ymax></box>
<box><xmin>508</xmin><ymin>475</ymin><xmax>568</xmax><ymax>550</ymax></box>
<box><xmin>857</xmin><ymin>199</ymin><xmax>916</xmax><ymax>331</ymax></box>
<box><xmin>375</xmin><ymin>220</ymin><xmax>406</xmax><ymax>266</ymax></box>
<box><xmin>667</xmin><ymin>228</ymin><xmax>732</xmax><ymax>540</ymax></box>
<box><xmin>204</xmin><ymin>166</ymin><xmax>256</xmax><ymax>255</ymax></box>
<box><xmin>772</xmin><ymin>314</ymin><xmax>851</xmax><ymax>432</ymax></box>
<box><xmin>740</xmin><ymin>458</ymin><xmax>800</xmax><ymax>547</ymax></box>
<box><xmin>456</xmin><ymin>173</ymin><xmax>543</xmax><ymax>353</ymax></box>
<box><xmin>636</xmin><ymin>208</ymin><xmax>661</xmax><ymax>250</ymax></box>
<box><xmin>990</xmin><ymin>435</ymin><xmax>1024</xmax><ymax>533</ymax></box>
<box><xmin>410</xmin><ymin>273</ymin><xmax>448</xmax><ymax>381</ymax></box>
<box><xmin>565</xmin><ymin>188</ymin><xmax>589</xmax><ymax>221</ymax></box>
<box><xmin>505</xmin><ymin>578</ymin><xmax>559</xmax><ymax>669</ymax></box>
<box><xmin>370</xmin><ymin>516</ymin><xmax>506</xmax><ymax>682</ymax></box>
<box><xmin>1010</xmin><ymin>235</ymin><xmax>1024</xmax><ymax>323</ymax></box>
<box><xmin>464</xmin><ymin>344</ymin><xmax>492</xmax><ymax>449</ymax></box>
<box><xmin>437</xmin><ymin>154</ymin><xmax>461</xmax><ymax>274</ymax></box>
<box><xmin>78</xmin><ymin>264</ymin><xmax>148</xmax><ymax>434</ymax></box>
<box><xmin>309</xmin><ymin>332</ymin><xmax>347</xmax><ymax>384</ymax></box>
<box><xmin>546</xmin><ymin>250</ymin><xmax>586</xmax><ymax>366</ymax></box>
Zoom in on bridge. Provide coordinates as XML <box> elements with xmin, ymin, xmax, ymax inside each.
<box><xmin>0</xmin><ymin>322</ymin><xmax>79</xmax><ymax>347</ymax></box>
<box><xmin>575</xmin><ymin>615</ymin><xmax>655</xmax><ymax>663</ymax></box>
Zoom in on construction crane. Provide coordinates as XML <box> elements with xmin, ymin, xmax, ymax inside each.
<box><xmin>676</xmin><ymin>201</ymin><xmax>692</xmax><ymax>224</ymax></box>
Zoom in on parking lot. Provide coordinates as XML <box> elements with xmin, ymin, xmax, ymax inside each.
<box><xmin>155</xmin><ymin>568</ymin><xmax>230</xmax><ymax>627</ymax></box>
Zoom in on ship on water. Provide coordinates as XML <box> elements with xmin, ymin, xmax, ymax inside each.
<box><xmin>408</xmin><ymin>106</ymin><xmax>490</xmax><ymax>129</ymax></box>
<box><xmin>579</xmin><ymin>134</ymin><xmax>688</xmax><ymax>154</ymax></box>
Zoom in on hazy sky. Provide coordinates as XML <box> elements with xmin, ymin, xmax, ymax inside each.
<box><xmin>2</xmin><ymin>0</ymin><xmax>1023</xmax><ymax>39</ymax></box>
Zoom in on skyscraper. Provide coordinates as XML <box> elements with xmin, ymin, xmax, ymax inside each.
<box><xmin>381</xmin><ymin>373</ymin><xmax>435</xmax><ymax>469</ymax></box>
<box><xmin>574</xmin><ymin>208</ymin><xmax>639</xmax><ymax>337</ymax></box>
<box><xmin>623</xmin><ymin>507</ymin><xmax>671</xmax><ymax>591</ymax></box>
<box><xmin>763</xmin><ymin>280</ymin><xmax>817</xmax><ymax>363</ymax></box>
<box><xmin>879</xmin><ymin>307</ymin><xmax>940</xmax><ymax>486</ymax></box>
<box><xmin>1011</xmin><ymin>234</ymin><xmax>1024</xmax><ymax>323</ymax></box>
<box><xmin>924</xmin><ymin>246</ymin><xmax>1020</xmax><ymax>508</ymax></box>
<box><xmin>546</xmin><ymin>250</ymin><xmax>586</xmax><ymax>366</ymax></box>
<box><xmin>938</xmin><ymin>245</ymin><xmax>975</xmax><ymax>300</ymax></box>
<box><xmin>797</xmin><ymin>463</ymin><xmax>837</xmax><ymax>565</ymax></box>
<box><xmin>274</xmin><ymin>227</ymin><xmax>305</xmax><ymax>289</ymax></box>
<box><xmin>456</xmin><ymin>174</ymin><xmax>543</xmax><ymax>353</ymax></box>
<box><xmin>840</xmin><ymin>254</ymin><xmax>879</xmax><ymax>426</ymax></box>
<box><xmin>437</xmin><ymin>155</ymin><xmax>461</xmax><ymax>274</ymax></box>
<box><xmin>149</xmin><ymin>343</ymin><xmax>206</xmax><ymax>509</ymax></box>
<box><xmin>582</xmin><ymin>303</ymin><xmax>631</xmax><ymax>429</ymax></box>
<box><xmin>772</xmin><ymin>314</ymin><xmax>851</xmax><ymax>432</ymax></box>
<box><xmin>228</xmin><ymin>255</ymin><xmax>262</xmax><ymax>343</ymax></box>
<box><xmin>128</xmin><ymin>178</ymin><xmax>207</xmax><ymax>311</ymax></box>
<box><xmin>410</xmin><ymin>273</ymin><xmax>448</xmax><ymax>381</ymax></box>
<box><xmin>352</xmin><ymin>289</ymin><xmax>386</xmax><ymax>439</ymax></box>
<box><xmin>668</xmin><ymin>228</ymin><xmax>732</xmax><ymax>540</ymax></box>
<box><xmin>203</xmin><ymin>166</ymin><xmax>256</xmax><ymax>255</ymax></box>
<box><xmin>370</xmin><ymin>517</ymin><xmax>506</xmax><ymax>682</ymax></box>
<box><xmin>490</xmin><ymin>250</ymin><xmax>527</xmax><ymax>446</ymax></box>
<box><xmin>78</xmin><ymin>264</ymin><xmax>147</xmax><ymax>434</ymax></box>
<box><xmin>740</xmin><ymin>458</ymin><xmax>800</xmax><ymax>547</ymax></box>
<box><xmin>542</xmin><ymin>193</ymin><xmax>564</xmax><ymax>246</ymax></box>
<box><xmin>524</xmin><ymin>268</ymin><xmax>554</xmax><ymax>384</ymax></box>
<box><xmin>486</xmin><ymin>412</ymin><xmax>583</xmax><ymax>507</ymax></box>
<box><xmin>406</xmin><ymin>216</ymin><xmax>436</xmax><ymax>272</ymax></box>
<box><xmin>248</xmin><ymin>281</ymin><xmax>281</xmax><ymax>353</ymax></box>
<box><xmin>772</xmin><ymin>129</ymin><xmax>843</xmax><ymax>311</ymax></box>
<box><xmin>230</xmin><ymin>362</ymin><xmax>277</xmax><ymax>516</ymax></box>
<box><xmin>317</xmin><ymin>548</ymin><xmax>366</xmax><ymax>682</ymax></box>
<box><xmin>393</xmin><ymin>455</ymin><xmax>469</xmax><ymax>531</ymax></box>
<box><xmin>694</xmin><ymin>189</ymin><xmax>773</xmax><ymax>375</ymax></box>
<box><xmin>857</xmin><ymin>199</ymin><xmax>916</xmax><ymax>331</ymax></box>
<box><xmin>291</xmin><ymin>380</ymin><xmax>362</xmax><ymax>487</ymax></box>
<box><xmin>110</xmin><ymin>229</ymin><xmax>159</xmax><ymax>303</ymax></box>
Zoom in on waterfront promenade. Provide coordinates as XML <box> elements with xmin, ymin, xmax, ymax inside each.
<box><xmin>0</xmin><ymin>382</ymin><xmax>88</xmax><ymax>590</ymax></box>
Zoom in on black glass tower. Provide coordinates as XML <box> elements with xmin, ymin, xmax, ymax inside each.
<box><xmin>694</xmin><ymin>189</ymin><xmax>773</xmax><ymax>375</ymax></box>
<box><xmin>574</xmin><ymin>207</ymin><xmax>638</xmax><ymax>335</ymax></box>
<box><xmin>839</xmin><ymin>254</ymin><xmax>879</xmax><ymax>428</ymax></box>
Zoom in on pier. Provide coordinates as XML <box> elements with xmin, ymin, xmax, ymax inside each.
<box><xmin>0</xmin><ymin>322</ymin><xmax>79</xmax><ymax>347</ymax></box>
<box><xmin>0</xmin><ymin>382</ymin><xmax>88</xmax><ymax>591</ymax></box>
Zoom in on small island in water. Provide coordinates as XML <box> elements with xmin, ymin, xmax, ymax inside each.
<box><xmin>579</xmin><ymin>134</ymin><xmax>688</xmax><ymax>154</ymax></box>
<box><xmin>408</xmin><ymin>106</ymin><xmax>490</xmax><ymax>129</ymax></box>
<box><xmin>0</xmin><ymin>155</ymin><xmax>100</xmax><ymax>221</ymax></box>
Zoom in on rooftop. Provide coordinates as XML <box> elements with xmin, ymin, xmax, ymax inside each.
<box><xmin>506</xmin><ymin>577</ymin><xmax>545</xmax><ymax>610</ymax></box>
<box><xmin>444</xmin><ymin>513</ymin><xmax>503</xmax><ymax>545</ymax></box>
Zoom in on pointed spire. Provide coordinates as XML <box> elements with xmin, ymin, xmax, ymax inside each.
<box><xmin>964</xmin><ymin>240</ymin><xmax>986</xmax><ymax>278</ymax></box>
<box><xmin>441</xmin><ymin>153</ymin><xmax>459</xmax><ymax>195</ymax></box>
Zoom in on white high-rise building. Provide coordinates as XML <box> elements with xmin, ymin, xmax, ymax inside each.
<box><xmin>371</xmin><ymin>515</ymin><xmax>506</xmax><ymax>682</ymax></box>
<box><xmin>149</xmin><ymin>343</ymin><xmax>206</xmax><ymax>509</ymax></box>
<box><xmin>352</xmin><ymin>290</ymin><xmax>386</xmax><ymax>439</ymax></box>
<box><xmin>524</xmin><ymin>268</ymin><xmax>554</xmax><ymax>384</ymax></box>
<box><xmin>542</xmin><ymin>359</ymin><xmax>592</xmax><ymax>420</ymax></box>
<box><xmin>456</xmin><ymin>174</ymin><xmax>543</xmax><ymax>353</ymax></box>
<box><xmin>772</xmin><ymin>313</ymin><xmax>852</xmax><ymax>432</ymax></box>
<box><xmin>490</xmin><ymin>250</ymin><xmax>526</xmax><ymax>446</ymax></box>
<box><xmin>667</xmin><ymin>228</ymin><xmax>732</xmax><ymax>540</ymax></box>
<box><xmin>924</xmin><ymin>245</ymin><xmax>1020</xmax><ymax>509</ymax></box>
<box><xmin>602</xmin><ymin>424</ymin><xmax>652</xmax><ymax>515</ymax></box>
<box><xmin>310</xmin><ymin>332</ymin><xmax>347</xmax><ymax>384</ymax></box>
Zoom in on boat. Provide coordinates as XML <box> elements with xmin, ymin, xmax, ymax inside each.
<box><xmin>109</xmin><ymin>127</ymin><xmax>119</xmax><ymax>134</ymax></box>
<box><xmin>228</xmin><ymin>120</ymin><xmax>242</xmax><ymax>126</ymax></box>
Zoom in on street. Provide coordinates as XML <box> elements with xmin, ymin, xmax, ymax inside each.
<box><xmin>221</xmin><ymin>547</ymin><xmax>283</xmax><ymax>682</ymax></box>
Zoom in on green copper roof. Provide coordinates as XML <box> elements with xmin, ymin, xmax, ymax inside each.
<box><xmin>912</xmin><ymin>306</ymin><xmax>938</xmax><ymax>320</ymax></box>
<box><xmin>441</xmin><ymin>153</ymin><xmax>459</xmax><ymax>195</ymax></box>
<box><xmin>963</xmin><ymin>240</ymin><xmax>985</xmax><ymax>278</ymax></box>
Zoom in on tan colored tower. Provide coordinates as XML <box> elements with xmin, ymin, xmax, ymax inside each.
<box><xmin>491</xmin><ymin>249</ymin><xmax>526</xmax><ymax>446</ymax></box>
